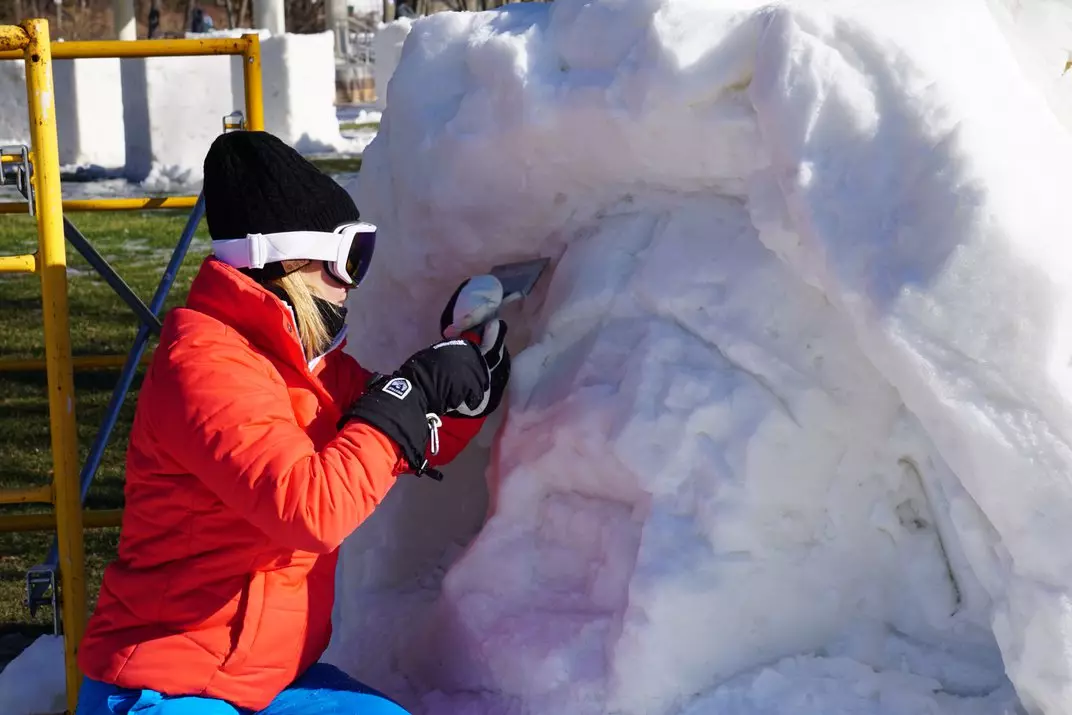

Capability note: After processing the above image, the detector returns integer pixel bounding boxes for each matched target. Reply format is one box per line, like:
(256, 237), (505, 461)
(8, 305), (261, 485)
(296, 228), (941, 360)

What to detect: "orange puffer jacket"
(78, 257), (484, 711)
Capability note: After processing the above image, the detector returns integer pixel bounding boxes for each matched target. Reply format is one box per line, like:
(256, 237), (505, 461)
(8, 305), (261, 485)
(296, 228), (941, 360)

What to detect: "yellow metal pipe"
(242, 33), (265, 131)
(0, 253), (37, 273)
(23, 19), (86, 714)
(0, 196), (199, 213)
(0, 508), (124, 533)
(0, 352), (151, 372)
(0, 36), (250, 61)
(0, 25), (28, 53)
(0, 484), (54, 505)
(86, 508), (124, 528)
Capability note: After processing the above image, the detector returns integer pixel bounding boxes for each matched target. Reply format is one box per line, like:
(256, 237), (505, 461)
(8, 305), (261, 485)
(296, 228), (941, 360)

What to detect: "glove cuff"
(340, 374), (434, 475)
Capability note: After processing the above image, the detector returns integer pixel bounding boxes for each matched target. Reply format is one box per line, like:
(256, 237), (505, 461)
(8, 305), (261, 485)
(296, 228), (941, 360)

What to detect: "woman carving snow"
(74, 131), (510, 715)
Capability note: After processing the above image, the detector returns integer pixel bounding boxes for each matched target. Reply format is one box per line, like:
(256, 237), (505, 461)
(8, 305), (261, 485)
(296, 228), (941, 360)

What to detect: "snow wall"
(331, 0), (1072, 714)
(0, 31), (347, 183)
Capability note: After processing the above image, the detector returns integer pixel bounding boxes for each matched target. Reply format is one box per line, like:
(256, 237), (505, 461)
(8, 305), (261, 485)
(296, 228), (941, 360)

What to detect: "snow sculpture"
(333, 0), (1072, 713)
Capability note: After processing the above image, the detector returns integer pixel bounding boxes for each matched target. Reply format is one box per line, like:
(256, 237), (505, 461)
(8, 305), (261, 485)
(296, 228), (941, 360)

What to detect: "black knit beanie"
(203, 130), (361, 282)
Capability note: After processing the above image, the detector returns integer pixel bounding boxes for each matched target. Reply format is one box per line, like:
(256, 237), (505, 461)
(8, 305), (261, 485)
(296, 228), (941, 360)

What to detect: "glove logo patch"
(382, 377), (412, 400)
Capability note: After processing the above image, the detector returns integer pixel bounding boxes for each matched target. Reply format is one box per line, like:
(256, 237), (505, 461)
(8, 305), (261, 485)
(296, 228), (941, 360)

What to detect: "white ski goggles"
(212, 221), (377, 288)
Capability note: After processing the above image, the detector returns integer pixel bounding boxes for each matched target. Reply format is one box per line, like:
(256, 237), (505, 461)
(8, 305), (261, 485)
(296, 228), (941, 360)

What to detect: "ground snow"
(0, 636), (65, 715)
(330, 0), (1072, 713)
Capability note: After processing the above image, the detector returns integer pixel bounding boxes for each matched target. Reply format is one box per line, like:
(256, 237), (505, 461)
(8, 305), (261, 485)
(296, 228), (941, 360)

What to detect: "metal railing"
(0, 21), (264, 713)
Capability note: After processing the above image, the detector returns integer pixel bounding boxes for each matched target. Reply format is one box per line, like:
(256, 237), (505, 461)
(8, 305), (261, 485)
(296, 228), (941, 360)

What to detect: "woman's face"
(298, 261), (350, 306)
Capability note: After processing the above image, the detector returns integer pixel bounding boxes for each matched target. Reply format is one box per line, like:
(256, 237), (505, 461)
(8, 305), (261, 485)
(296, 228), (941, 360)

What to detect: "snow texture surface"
(329, 0), (1072, 714)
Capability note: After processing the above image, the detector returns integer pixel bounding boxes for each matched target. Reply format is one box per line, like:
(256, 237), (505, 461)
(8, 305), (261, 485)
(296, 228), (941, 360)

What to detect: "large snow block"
(121, 55), (237, 184)
(259, 31), (349, 153)
(0, 60), (28, 146)
(54, 58), (126, 169)
(0, 57), (125, 169)
(123, 30), (350, 184)
(196, 28), (346, 151)
(330, 0), (1072, 713)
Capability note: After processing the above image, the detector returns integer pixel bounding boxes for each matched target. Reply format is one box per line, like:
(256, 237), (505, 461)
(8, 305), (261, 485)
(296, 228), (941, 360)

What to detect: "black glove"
(341, 339), (489, 478)
(440, 279), (511, 418)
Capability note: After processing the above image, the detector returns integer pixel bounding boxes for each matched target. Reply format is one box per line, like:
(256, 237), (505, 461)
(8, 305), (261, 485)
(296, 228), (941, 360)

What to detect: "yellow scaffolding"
(0, 21), (264, 714)
(0, 196), (201, 214)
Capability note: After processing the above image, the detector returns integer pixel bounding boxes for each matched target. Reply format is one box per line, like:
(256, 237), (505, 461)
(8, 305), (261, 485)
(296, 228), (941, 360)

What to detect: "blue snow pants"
(74, 663), (411, 715)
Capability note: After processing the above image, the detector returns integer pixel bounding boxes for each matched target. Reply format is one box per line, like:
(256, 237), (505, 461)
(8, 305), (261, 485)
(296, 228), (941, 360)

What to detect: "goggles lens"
(327, 222), (376, 288)
(345, 229), (375, 286)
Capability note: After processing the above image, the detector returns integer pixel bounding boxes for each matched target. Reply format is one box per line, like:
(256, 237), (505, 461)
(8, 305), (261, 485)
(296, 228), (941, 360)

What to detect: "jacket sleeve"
(319, 348), (373, 408)
(148, 339), (405, 555)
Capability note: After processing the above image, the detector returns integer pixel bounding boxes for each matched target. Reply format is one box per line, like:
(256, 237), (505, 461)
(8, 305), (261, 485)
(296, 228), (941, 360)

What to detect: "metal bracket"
(25, 564), (61, 635)
(223, 111), (246, 133)
(0, 145), (34, 216)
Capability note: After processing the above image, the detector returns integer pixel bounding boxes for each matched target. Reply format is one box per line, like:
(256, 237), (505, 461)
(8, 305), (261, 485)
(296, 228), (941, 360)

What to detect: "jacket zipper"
(280, 306), (343, 411)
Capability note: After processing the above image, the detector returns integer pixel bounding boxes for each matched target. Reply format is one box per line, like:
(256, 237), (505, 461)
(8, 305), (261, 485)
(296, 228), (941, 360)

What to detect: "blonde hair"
(269, 271), (336, 361)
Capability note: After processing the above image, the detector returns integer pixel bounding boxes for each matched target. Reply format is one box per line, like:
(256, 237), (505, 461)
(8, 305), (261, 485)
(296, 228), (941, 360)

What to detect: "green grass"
(308, 155), (363, 174)
(0, 210), (210, 628)
(339, 121), (381, 132)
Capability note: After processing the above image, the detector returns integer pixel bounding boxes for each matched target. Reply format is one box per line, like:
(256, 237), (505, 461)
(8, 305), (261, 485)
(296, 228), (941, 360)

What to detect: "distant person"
(72, 131), (510, 714)
(147, 5), (159, 38)
(190, 7), (206, 33)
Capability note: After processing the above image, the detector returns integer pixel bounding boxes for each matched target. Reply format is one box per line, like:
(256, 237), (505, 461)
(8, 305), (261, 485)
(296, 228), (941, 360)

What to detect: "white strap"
(212, 231), (342, 270)
(427, 413), (442, 456)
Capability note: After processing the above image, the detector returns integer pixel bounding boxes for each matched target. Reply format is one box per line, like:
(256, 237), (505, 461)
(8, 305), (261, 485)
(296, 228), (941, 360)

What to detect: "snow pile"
(331, 0), (1072, 713)
(0, 636), (65, 715)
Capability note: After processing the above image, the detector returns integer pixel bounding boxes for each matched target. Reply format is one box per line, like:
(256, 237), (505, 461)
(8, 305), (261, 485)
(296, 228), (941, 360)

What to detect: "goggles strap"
(212, 230), (346, 270)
